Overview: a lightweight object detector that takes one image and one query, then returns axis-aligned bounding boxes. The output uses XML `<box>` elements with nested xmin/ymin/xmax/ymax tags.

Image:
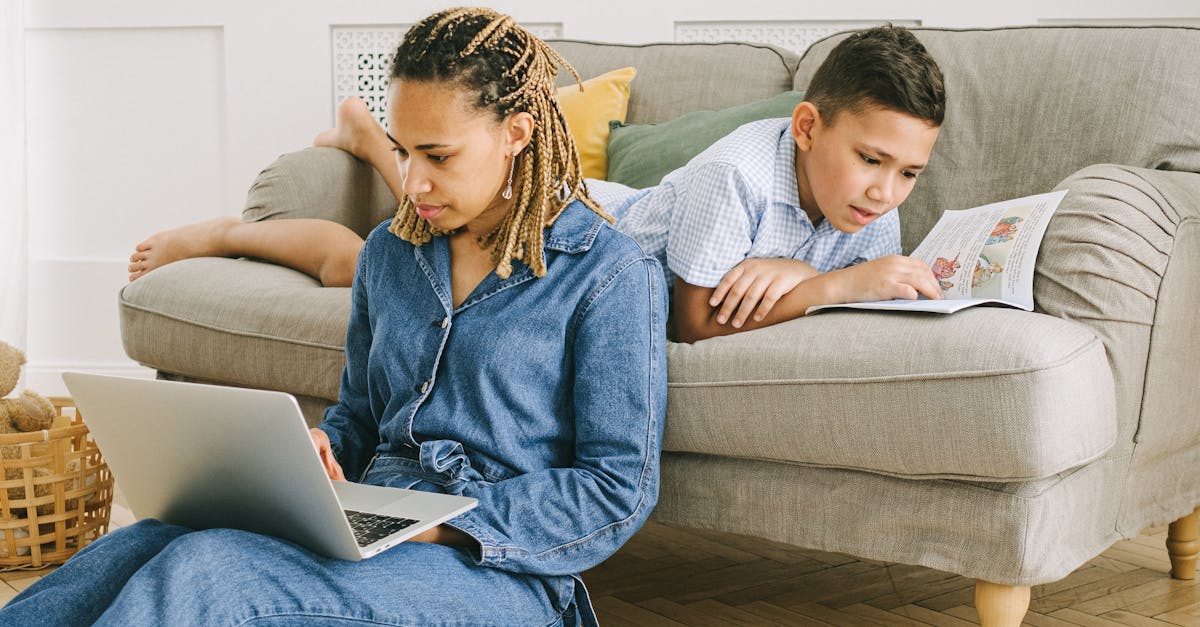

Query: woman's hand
<box><xmin>407</xmin><ymin>525</ymin><xmax>475</xmax><ymax>546</ymax></box>
<box><xmin>309</xmin><ymin>428</ymin><xmax>346</xmax><ymax>481</ymax></box>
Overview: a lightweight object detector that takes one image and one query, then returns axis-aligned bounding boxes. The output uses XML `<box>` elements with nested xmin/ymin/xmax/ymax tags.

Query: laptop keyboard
<box><xmin>345</xmin><ymin>509</ymin><xmax>418</xmax><ymax>547</ymax></box>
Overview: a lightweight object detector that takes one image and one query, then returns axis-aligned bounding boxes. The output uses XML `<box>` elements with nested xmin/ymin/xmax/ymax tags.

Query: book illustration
<box><xmin>931</xmin><ymin>254</ymin><xmax>962</xmax><ymax>290</ymax></box>
<box><xmin>986</xmin><ymin>216</ymin><xmax>1023</xmax><ymax>245</ymax></box>
<box><xmin>972</xmin><ymin>252</ymin><xmax>1004</xmax><ymax>291</ymax></box>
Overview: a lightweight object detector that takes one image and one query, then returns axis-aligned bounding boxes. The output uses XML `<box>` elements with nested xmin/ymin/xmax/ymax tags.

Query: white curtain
<box><xmin>0</xmin><ymin>0</ymin><xmax>27</xmax><ymax>350</ymax></box>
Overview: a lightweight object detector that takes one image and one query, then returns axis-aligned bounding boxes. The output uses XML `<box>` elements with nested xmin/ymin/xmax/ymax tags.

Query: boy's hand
<box><xmin>833</xmin><ymin>255</ymin><xmax>943</xmax><ymax>303</ymax></box>
<box><xmin>710</xmin><ymin>258</ymin><xmax>819</xmax><ymax>328</ymax></box>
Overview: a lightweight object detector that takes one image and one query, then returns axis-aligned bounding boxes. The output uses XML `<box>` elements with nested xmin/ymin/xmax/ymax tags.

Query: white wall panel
<box><xmin>26</xmin><ymin>27</ymin><xmax>226</xmax><ymax>258</ymax></box>
<box><xmin>24</xmin><ymin>27</ymin><xmax>224</xmax><ymax>387</ymax></box>
<box><xmin>25</xmin><ymin>260</ymin><xmax>151</xmax><ymax>395</ymax></box>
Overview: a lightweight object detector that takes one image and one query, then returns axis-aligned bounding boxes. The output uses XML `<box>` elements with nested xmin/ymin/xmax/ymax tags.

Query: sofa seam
<box><xmin>547</xmin><ymin>38</ymin><xmax>797</xmax><ymax>77</ymax></box>
<box><xmin>120</xmin><ymin>300</ymin><xmax>346</xmax><ymax>351</ymax></box>
<box><xmin>669</xmin><ymin>335</ymin><xmax>1103</xmax><ymax>387</ymax></box>
<box><xmin>669</xmin><ymin>428</ymin><xmax>1117</xmax><ymax>486</ymax></box>
<box><xmin>796</xmin><ymin>25</ymin><xmax>1200</xmax><ymax>84</ymax></box>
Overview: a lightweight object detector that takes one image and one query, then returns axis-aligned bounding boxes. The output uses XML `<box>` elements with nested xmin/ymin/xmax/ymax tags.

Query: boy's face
<box><xmin>792</xmin><ymin>102</ymin><xmax>940</xmax><ymax>233</ymax></box>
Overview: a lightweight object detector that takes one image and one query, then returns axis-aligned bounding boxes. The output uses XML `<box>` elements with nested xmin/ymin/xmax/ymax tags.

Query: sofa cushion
<box><xmin>556</xmin><ymin>66</ymin><xmax>636</xmax><ymax>180</ymax></box>
<box><xmin>549</xmin><ymin>40</ymin><xmax>799</xmax><ymax>125</ymax></box>
<box><xmin>241</xmin><ymin>147</ymin><xmax>396</xmax><ymax>239</ymax></box>
<box><xmin>793</xmin><ymin>26</ymin><xmax>1200</xmax><ymax>254</ymax></box>
<box><xmin>606</xmin><ymin>91</ymin><xmax>806</xmax><ymax>189</ymax></box>
<box><xmin>120</xmin><ymin>258</ymin><xmax>348</xmax><ymax>403</ymax></box>
<box><xmin>665</xmin><ymin>307</ymin><xmax>1117</xmax><ymax>481</ymax></box>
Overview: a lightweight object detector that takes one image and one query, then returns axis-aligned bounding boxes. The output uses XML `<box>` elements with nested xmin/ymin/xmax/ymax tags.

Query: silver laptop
<box><xmin>62</xmin><ymin>372</ymin><xmax>477</xmax><ymax>561</ymax></box>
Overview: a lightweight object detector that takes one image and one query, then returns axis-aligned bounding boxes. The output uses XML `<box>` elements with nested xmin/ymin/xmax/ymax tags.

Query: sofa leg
<box><xmin>974</xmin><ymin>580</ymin><xmax>1030</xmax><ymax>627</ymax></box>
<box><xmin>1167</xmin><ymin>507</ymin><xmax>1199</xmax><ymax>580</ymax></box>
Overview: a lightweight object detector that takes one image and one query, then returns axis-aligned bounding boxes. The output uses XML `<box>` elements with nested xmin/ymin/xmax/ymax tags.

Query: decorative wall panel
<box><xmin>332</xmin><ymin>23</ymin><xmax>564</xmax><ymax>126</ymax></box>
<box><xmin>675</xmin><ymin>20</ymin><xmax>920</xmax><ymax>55</ymax></box>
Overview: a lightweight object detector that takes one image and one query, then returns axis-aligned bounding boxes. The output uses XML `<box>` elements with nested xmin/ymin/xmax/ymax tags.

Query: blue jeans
<box><xmin>0</xmin><ymin>520</ymin><xmax>582</xmax><ymax>626</ymax></box>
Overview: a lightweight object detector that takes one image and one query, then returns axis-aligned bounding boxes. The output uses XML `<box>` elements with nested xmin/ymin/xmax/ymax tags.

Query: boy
<box><xmin>590</xmin><ymin>25</ymin><xmax>946</xmax><ymax>342</ymax></box>
<box><xmin>128</xmin><ymin>25</ymin><xmax>945</xmax><ymax>343</ymax></box>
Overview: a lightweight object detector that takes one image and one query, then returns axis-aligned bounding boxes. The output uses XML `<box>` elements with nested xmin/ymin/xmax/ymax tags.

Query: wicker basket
<box><xmin>0</xmin><ymin>397</ymin><xmax>113</xmax><ymax>570</ymax></box>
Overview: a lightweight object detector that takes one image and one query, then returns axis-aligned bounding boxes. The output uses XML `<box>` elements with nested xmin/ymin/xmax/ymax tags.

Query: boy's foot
<box><xmin>312</xmin><ymin>97</ymin><xmax>388</xmax><ymax>158</ymax></box>
<box><xmin>127</xmin><ymin>216</ymin><xmax>241</xmax><ymax>282</ymax></box>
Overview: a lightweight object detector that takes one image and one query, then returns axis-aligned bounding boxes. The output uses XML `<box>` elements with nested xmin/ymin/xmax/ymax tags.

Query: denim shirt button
<box><xmin>439</xmin><ymin>316</ymin><xmax>450</xmax><ymax>329</ymax></box>
<box><xmin>418</xmin><ymin>380</ymin><xmax>430</xmax><ymax>394</ymax></box>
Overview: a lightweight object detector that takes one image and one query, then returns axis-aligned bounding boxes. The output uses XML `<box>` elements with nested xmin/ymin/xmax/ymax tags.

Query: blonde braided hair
<box><xmin>387</xmin><ymin>7</ymin><xmax>611</xmax><ymax>278</ymax></box>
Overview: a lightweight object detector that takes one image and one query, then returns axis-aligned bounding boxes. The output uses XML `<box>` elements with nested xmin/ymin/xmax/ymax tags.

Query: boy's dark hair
<box><xmin>806</xmin><ymin>25</ymin><xmax>945</xmax><ymax>127</ymax></box>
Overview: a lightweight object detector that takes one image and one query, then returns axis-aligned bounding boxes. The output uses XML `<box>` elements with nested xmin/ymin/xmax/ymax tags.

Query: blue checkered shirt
<box><xmin>589</xmin><ymin>117</ymin><xmax>901</xmax><ymax>290</ymax></box>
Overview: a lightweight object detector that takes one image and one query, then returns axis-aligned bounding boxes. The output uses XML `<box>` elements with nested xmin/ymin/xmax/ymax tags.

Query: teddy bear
<box><xmin>0</xmin><ymin>340</ymin><xmax>60</xmax><ymax>558</ymax></box>
<box><xmin>0</xmin><ymin>340</ymin><xmax>56</xmax><ymax>436</ymax></box>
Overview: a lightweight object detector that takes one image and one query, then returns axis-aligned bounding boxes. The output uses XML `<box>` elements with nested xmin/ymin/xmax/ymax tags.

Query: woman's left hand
<box><xmin>309</xmin><ymin>428</ymin><xmax>346</xmax><ymax>481</ymax></box>
<box><xmin>409</xmin><ymin>525</ymin><xmax>475</xmax><ymax>546</ymax></box>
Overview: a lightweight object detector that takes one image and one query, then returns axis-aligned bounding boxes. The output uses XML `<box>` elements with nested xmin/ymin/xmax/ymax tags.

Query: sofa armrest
<box><xmin>241</xmin><ymin>146</ymin><xmax>398</xmax><ymax>238</ymax></box>
<box><xmin>120</xmin><ymin>257</ymin><xmax>349</xmax><ymax>402</ymax></box>
<box><xmin>1038</xmin><ymin>165</ymin><xmax>1200</xmax><ymax>449</ymax></box>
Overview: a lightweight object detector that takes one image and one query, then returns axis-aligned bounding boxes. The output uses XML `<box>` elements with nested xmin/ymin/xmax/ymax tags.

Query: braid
<box><xmin>386</xmin><ymin>7</ymin><xmax>610</xmax><ymax>278</ymax></box>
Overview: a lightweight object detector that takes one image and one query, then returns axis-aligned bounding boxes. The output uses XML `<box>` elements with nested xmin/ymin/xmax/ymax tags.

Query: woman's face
<box><xmin>385</xmin><ymin>79</ymin><xmax>529</xmax><ymax>236</ymax></box>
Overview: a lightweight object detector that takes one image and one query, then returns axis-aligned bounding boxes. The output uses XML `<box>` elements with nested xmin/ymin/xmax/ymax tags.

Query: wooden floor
<box><xmin>3</xmin><ymin>504</ymin><xmax>1197</xmax><ymax>626</ymax></box>
<box><xmin>581</xmin><ymin>522</ymin><xmax>1200</xmax><ymax>626</ymax></box>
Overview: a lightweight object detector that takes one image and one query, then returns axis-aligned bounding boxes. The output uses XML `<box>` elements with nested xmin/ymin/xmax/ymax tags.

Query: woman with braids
<box><xmin>1</xmin><ymin>7</ymin><xmax>666</xmax><ymax>626</ymax></box>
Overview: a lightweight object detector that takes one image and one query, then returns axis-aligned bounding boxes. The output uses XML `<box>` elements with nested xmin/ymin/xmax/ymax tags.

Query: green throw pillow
<box><xmin>605</xmin><ymin>91</ymin><xmax>806</xmax><ymax>189</ymax></box>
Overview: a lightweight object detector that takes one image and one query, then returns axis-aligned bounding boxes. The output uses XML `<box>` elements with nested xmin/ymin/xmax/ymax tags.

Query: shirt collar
<box><xmin>542</xmin><ymin>198</ymin><xmax>605</xmax><ymax>254</ymax></box>
<box><xmin>771</xmin><ymin>125</ymin><xmax>807</xmax><ymax>225</ymax></box>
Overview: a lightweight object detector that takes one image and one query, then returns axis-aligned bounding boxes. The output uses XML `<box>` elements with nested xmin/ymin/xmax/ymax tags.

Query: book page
<box><xmin>910</xmin><ymin>190</ymin><xmax>1065</xmax><ymax>309</ymax></box>
<box><xmin>806</xmin><ymin>190</ymin><xmax>1066</xmax><ymax>315</ymax></box>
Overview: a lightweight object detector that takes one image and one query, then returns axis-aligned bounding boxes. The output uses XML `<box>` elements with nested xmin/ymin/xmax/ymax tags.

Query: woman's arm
<box><xmin>445</xmin><ymin>256</ymin><xmax>669</xmax><ymax>575</ymax></box>
<box><xmin>316</xmin><ymin>248</ymin><xmax>379</xmax><ymax>479</ymax></box>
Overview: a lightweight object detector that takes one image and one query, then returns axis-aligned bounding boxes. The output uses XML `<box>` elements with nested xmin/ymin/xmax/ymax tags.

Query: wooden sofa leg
<box><xmin>1167</xmin><ymin>507</ymin><xmax>1199</xmax><ymax>580</ymax></box>
<box><xmin>974</xmin><ymin>580</ymin><xmax>1031</xmax><ymax>627</ymax></box>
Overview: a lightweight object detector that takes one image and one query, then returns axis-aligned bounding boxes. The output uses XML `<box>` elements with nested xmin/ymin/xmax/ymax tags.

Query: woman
<box><xmin>4</xmin><ymin>8</ymin><xmax>666</xmax><ymax>626</ymax></box>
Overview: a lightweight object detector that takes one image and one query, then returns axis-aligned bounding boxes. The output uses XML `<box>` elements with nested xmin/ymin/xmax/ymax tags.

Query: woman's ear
<box><xmin>791</xmin><ymin>102</ymin><xmax>820</xmax><ymax>152</ymax></box>
<box><xmin>505</xmin><ymin>111</ymin><xmax>535</xmax><ymax>154</ymax></box>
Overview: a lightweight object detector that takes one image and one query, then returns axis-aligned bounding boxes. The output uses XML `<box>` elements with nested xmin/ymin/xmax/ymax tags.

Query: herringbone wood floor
<box><xmin>2</xmin><ymin>505</ymin><xmax>1196</xmax><ymax>625</ymax></box>
<box><xmin>581</xmin><ymin>522</ymin><xmax>1199</xmax><ymax>626</ymax></box>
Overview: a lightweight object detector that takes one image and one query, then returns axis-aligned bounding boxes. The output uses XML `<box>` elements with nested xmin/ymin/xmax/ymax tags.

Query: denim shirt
<box><xmin>319</xmin><ymin>200</ymin><xmax>668</xmax><ymax>581</ymax></box>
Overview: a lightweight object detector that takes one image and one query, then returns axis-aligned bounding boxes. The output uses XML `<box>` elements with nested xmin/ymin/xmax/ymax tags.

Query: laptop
<box><xmin>61</xmin><ymin>372</ymin><xmax>477</xmax><ymax>561</ymax></box>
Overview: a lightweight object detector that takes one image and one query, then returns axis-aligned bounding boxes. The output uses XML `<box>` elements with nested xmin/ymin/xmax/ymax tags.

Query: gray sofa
<box><xmin>119</xmin><ymin>26</ymin><xmax>1200</xmax><ymax>624</ymax></box>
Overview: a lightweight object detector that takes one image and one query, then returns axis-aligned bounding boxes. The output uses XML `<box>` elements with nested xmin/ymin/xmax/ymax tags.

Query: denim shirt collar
<box><xmin>412</xmin><ymin>200</ymin><xmax>607</xmax><ymax>313</ymax></box>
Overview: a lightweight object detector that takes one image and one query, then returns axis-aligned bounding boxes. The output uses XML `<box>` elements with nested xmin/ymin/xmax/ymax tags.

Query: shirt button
<box><xmin>418</xmin><ymin>380</ymin><xmax>430</xmax><ymax>394</ymax></box>
<box><xmin>439</xmin><ymin>316</ymin><xmax>450</xmax><ymax>329</ymax></box>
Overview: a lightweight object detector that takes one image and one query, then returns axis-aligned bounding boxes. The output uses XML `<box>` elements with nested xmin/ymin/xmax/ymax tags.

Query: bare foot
<box><xmin>127</xmin><ymin>216</ymin><xmax>241</xmax><ymax>281</ymax></box>
<box><xmin>313</xmin><ymin>97</ymin><xmax>389</xmax><ymax>158</ymax></box>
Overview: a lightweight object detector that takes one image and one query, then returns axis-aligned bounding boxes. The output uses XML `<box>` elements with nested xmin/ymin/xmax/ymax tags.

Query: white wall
<box><xmin>17</xmin><ymin>0</ymin><xmax>1200</xmax><ymax>394</ymax></box>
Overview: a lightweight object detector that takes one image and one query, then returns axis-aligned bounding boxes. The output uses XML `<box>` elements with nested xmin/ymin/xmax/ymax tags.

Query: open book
<box><xmin>807</xmin><ymin>189</ymin><xmax>1068</xmax><ymax>314</ymax></box>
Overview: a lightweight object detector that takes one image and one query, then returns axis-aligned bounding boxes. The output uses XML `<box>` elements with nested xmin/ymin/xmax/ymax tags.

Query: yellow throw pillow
<box><xmin>555</xmin><ymin>67</ymin><xmax>636</xmax><ymax>180</ymax></box>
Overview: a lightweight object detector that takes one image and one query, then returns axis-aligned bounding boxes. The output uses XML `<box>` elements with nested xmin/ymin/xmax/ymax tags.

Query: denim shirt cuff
<box><xmin>444</xmin><ymin>513</ymin><xmax>524</xmax><ymax>568</ymax></box>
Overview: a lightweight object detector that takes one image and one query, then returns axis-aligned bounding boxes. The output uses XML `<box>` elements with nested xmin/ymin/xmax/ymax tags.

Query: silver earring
<box><xmin>502</xmin><ymin>153</ymin><xmax>517</xmax><ymax>200</ymax></box>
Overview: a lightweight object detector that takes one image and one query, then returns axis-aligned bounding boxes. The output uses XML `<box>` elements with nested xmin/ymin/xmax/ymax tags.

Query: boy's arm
<box><xmin>673</xmin><ymin>255</ymin><xmax>943</xmax><ymax>343</ymax></box>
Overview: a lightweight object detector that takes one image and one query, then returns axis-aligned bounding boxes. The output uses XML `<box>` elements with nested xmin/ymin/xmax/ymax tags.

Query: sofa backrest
<box><xmin>549</xmin><ymin>40</ymin><xmax>799</xmax><ymax>124</ymax></box>
<box><xmin>795</xmin><ymin>26</ymin><xmax>1200</xmax><ymax>251</ymax></box>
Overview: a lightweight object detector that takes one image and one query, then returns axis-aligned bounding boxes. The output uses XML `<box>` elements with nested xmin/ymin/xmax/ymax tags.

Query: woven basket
<box><xmin>0</xmin><ymin>397</ymin><xmax>113</xmax><ymax>570</ymax></box>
